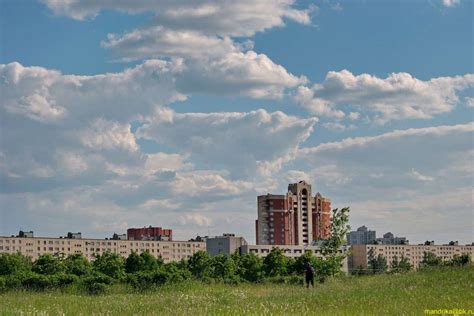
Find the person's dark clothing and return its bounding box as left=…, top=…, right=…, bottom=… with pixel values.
left=305, top=263, right=315, bottom=288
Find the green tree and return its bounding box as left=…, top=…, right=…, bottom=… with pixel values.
left=421, top=252, right=443, bottom=268
left=64, top=254, right=91, bottom=276
left=320, top=207, right=351, bottom=277
left=125, top=251, right=144, bottom=274
left=209, top=255, right=237, bottom=280
left=140, top=251, right=159, bottom=271
left=32, top=254, right=64, bottom=275
left=263, top=248, right=288, bottom=277
left=188, top=251, right=211, bottom=278
left=238, top=253, right=263, bottom=282
left=0, top=253, right=32, bottom=275
left=390, top=255, right=411, bottom=273
left=448, top=254, right=471, bottom=267
left=369, top=254, right=388, bottom=274
left=93, top=252, right=125, bottom=279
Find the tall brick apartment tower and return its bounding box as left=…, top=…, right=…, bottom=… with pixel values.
left=256, top=181, right=331, bottom=246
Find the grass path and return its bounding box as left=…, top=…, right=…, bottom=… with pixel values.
left=1, top=267, right=473, bottom=315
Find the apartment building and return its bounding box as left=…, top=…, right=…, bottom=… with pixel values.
left=0, top=236, right=205, bottom=263
left=256, top=181, right=331, bottom=246
left=206, top=234, right=248, bottom=256
left=350, top=244, right=474, bottom=271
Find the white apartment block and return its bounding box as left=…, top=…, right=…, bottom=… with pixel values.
left=0, top=236, right=206, bottom=263
left=351, top=244, right=474, bottom=271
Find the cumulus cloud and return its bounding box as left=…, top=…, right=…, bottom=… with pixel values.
left=137, top=107, right=317, bottom=178
left=79, top=119, right=138, bottom=152
left=0, top=61, right=185, bottom=124
left=295, top=70, right=474, bottom=122
left=101, top=28, right=306, bottom=99
left=42, top=0, right=312, bottom=36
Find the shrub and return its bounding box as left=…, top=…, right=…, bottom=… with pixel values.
left=92, top=252, right=125, bottom=280
left=64, top=254, right=91, bottom=276
left=0, top=253, right=32, bottom=275
left=0, top=276, right=6, bottom=292
left=81, top=273, right=113, bottom=295
left=32, top=254, right=64, bottom=275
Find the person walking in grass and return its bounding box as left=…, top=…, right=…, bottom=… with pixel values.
left=305, top=262, right=315, bottom=288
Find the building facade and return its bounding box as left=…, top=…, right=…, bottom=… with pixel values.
left=206, top=234, right=248, bottom=256
left=347, top=226, right=377, bottom=245
left=256, top=181, right=331, bottom=246
left=127, top=226, right=172, bottom=241
left=350, top=244, right=474, bottom=271
left=0, top=236, right=205, bottom=263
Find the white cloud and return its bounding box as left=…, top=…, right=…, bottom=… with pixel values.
left=0, top=61, right=186, bottom=124
left=145, top=153, right=191, bottom=173
left=295, top=70, right=474, bottom=122
left=137, top=107, right=317, bottom=177
left=465, top=97, right=474, bottom=107
left=102, top=27, right=306, bottom=99
left=177, top=213, right=212, bottom=227
left=79, top=119, right=138, bottom=152
left=409, top=168, right=434, bottom=182
left=442, top=0, right=460, bottom=7
left=322, top=122, right=355, bottom=131
left=42, top=0, right=312, bottom=36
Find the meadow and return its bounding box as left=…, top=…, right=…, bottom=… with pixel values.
left=1, top=267, right=473, bottom=315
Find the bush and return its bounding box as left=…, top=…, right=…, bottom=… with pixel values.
left=126, top=270, right=170, bottom=290
left=0, top=253, right=32, bottom=275
left=33, top=254, right=64, bottom=275
left=81, top=273, right=114, bottom=295
left=92, top=252, right=125, bottom=280
left=64, top=254, right=91, bottom=276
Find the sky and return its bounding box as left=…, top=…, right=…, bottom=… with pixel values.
left=0, top=0, right=473, bottom=244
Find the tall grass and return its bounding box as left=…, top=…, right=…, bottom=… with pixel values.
left=1, top=267, right=472, bottom=315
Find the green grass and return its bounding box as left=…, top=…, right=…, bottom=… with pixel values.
left=1, top=267, right=473, bottom=315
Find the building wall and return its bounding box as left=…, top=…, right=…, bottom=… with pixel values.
left=350, top=244, right=474, bottom=271
left=127, top=226, right=173, bottom=241
left=0, top=236, right=205, bottom=263
left=241, top=244, right=348, bottom=272
left=288, top=181, right=313, bottom=245
left=313, top=193, right=331, bottom=240
left=257, top=194, right=288, bottom=245
left=206, top=236, right=248, bottom=256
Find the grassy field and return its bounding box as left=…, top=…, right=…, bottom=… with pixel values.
left=1, top=267, right=473, bottom=315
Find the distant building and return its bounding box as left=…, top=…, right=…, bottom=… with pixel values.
left=0, top=235, right=204, bottom=263
left=112, top=233, right=127, bottom=240
left=347, top=226, right=376, bottom=245
left=66, top=232, right=82, bottom=239
left=376, top=232, right=408, bottom=245
left=18, top=231, right=34, bottom=238
left=256, top=181, right=331, bottom=246
left=127, top=226, right=172, bottom=241
left=350, top=244, right=474, bottom=271
left=206, top=233, right=248, bottom=256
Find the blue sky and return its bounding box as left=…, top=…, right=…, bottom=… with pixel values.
left=0, top=0, right=472, bottom=244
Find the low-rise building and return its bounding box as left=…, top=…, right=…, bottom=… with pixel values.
left=206, top=233, right=248, bottom=256
left=350, top=244, right=474, bottom=271
left=0, top=235, right=205, bottom=263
